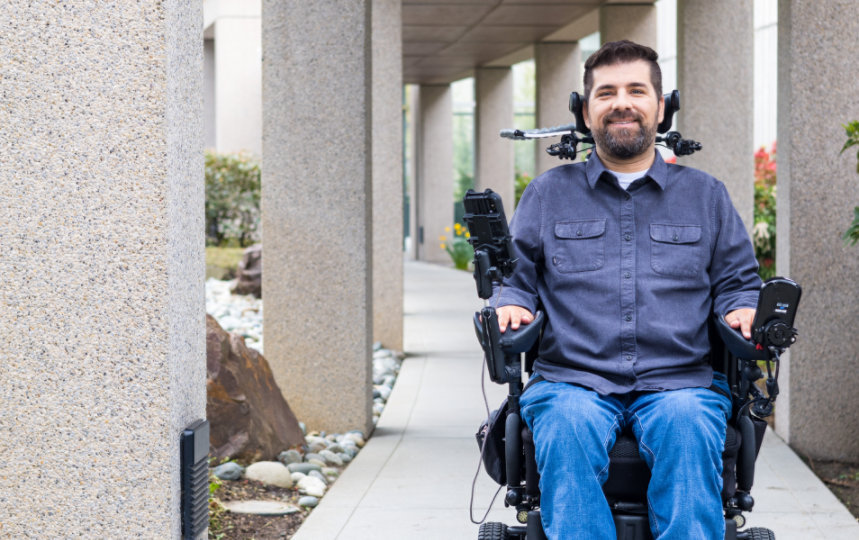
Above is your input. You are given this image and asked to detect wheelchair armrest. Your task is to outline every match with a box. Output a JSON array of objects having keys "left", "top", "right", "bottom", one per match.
[
  {"left": 472, "top": 310, "right": 544, "bottom": 355},
  {"left": 714, "top": 314, "right": 769, "bottom": 360}
]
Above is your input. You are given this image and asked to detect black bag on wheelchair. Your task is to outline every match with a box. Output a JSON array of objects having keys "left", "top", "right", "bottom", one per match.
[{"left": 476, "top": 398, "right": 508, "bottom": 485}]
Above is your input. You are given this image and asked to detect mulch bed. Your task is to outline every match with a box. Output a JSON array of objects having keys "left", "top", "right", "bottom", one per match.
[
  {"left": 209, "top": 478, "right": 309, "bottom": 539},
  {"left": 803, "top": 458, "right": 859, "bottom": 520}
]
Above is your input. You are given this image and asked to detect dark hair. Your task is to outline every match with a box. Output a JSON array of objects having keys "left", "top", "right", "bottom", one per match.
[{"left": 583, "top": 40, "right": 662, "bottom": 101}]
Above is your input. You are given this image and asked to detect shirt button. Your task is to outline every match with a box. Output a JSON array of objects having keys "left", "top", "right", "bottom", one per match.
[
  {"left": 625, "top": 355, "right": 633, "bottom": 361},
  {"left": 623, "top": 271, "right": 631, "bottom": 279},
  {"left": 624, "top": 233, "right": 632, "bottom": 241},
  {"left": 625, "top": 314, "right": 632, "bottom": 322}
]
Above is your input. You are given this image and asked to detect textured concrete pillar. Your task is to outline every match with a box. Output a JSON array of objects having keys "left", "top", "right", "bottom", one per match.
[
  {"left": 535, "top": 42, "right": 582, "bottom": 176},
  {"left": 406, "top": 85, "right": 419, "bottom": 260},
  {"left": 262, "top": 0, "right": 373, "bottom": 435},
  {"left": 775, "top": 0, "right": 859, "bottom": 461},
  {"left": 372, "top": 0, "right": 403, "bottom": 350},
  {"left": 678, "top": 0, "right": 754, "bottom": 230},
  {"left": 0, "top": 1, "right": 205, "bottom": 537},
  {"left": 212, "top": 0, "right": 262, "bottom": 155},
  {"left": 600, "top": 3, "right": 657, "bottom": 50},
  {"left": 416, "top": 84, "right": 454, "bottom": 264},
  {"left": 475, "top": 67, "right": 514, "bottom": 206}
]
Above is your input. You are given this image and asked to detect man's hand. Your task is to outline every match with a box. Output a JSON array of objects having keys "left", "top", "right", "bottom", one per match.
[
  {"left": 725, "top": 308, "right": 755, "bottom": 340},
  {"left": 497, "top": 305, "right": 534, "bottom": 333}
]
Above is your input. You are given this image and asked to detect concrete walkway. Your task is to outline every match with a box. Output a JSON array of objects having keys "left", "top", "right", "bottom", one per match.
[{"left": 293, "top": 261, "right": 859, "bottom": 540}]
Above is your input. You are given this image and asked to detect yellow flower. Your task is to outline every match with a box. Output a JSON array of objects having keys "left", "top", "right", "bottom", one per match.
[
  {"left": 439, "top": 235, "right": 447, "bottom": 242},
  {"left": 454, "top": 222, "right": 462, "bottom": 231},
  {"left": 465, "top": 231, "right": 471, "bottom": 239},
  {"left": 444, "top": 226, "right": 451, "bottom": 232},
  {"left": 440, "top": 243, "right": 447, "bottom": 249}
]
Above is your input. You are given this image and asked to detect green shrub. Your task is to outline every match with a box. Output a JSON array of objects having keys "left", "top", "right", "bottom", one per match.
[
  {"left": 515, "top": 170, "right": 532, "bottom": 208},
  {"left": 205, "top": 151, "right": 261, "bottom": 247},
  {"left": 753, "top": 143, "right": 777, "bottom": 279},
  {"left": 440, "top": 223, "right": 473, "bottom": 271},
  {"left": 840, "top": 121, "right": 859, "bottom": 246}
]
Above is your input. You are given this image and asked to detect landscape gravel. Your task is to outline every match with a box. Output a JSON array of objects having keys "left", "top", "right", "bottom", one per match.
[{"left": 206, "top": 277, "right": 404, "bottom": 514}]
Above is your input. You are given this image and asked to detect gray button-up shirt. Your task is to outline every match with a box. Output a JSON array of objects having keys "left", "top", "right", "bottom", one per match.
[{"left": 496, "top": 151, "right": 761, "bottom": 395}]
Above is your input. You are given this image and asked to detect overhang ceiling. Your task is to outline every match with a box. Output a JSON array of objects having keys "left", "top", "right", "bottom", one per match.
[{"left": 403, "top": 0, "right": 638, "bottom": 84}]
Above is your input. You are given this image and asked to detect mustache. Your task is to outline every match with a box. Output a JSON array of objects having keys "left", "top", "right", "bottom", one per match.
[{"left": 604, "top": 111, "right": 642, "bottom": 124}]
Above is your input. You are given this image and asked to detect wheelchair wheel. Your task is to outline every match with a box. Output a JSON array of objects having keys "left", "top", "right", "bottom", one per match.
[
  {"left": 478, "top": 521, "right": 509, "bottom": 540},
  {"left": 746, "top": 527, "right": 775, "bottom": 540}
]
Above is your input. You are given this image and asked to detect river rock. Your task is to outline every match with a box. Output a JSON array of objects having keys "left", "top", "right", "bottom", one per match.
[
  {"left": 287, "top": 462, "right": 321, "bottom": 474},
  {"left": 297, "top": 475, "right": 327, "bottom": 497},
  {"left": 231, "top": 244, "right": 261, "bottom": 298},
  {"left": 244, "top": 461, "right": 293, "bottom": 488},
  {"left": 223, "top": 500, "right": 300, "bottom": 515},
  {"left": 278, "top": 449, "right": 303, "bottom": 465},
  {"left": 309, "top": 470, "right": 329, "bottom": 486},
  {"left": 319, "top": 449, "right": 343, "bottom": 466},
  {"left": 207, "top": 315, "right": 305, "bottom": 461},
  {"left": 212, "top": 462, "right": 244, "bottom": 481},
  {"left": 298, "top": 496, "right": 319, "bottom": 508}
]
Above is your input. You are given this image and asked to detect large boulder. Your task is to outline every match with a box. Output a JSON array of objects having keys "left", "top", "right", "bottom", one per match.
[
  {"left": 207, "top": 314, "right": 304, "bottom": 460},
  {"left": 231, "top": 244, "right": 261, "bottom": 298}
]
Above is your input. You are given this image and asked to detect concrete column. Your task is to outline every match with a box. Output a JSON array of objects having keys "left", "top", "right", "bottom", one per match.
[
  {"left": 475, "top": 67, "right": 515, "bottom": 206},
  {"left": 262, "top": 0, "right": 373, "bottom": 435},
  {"left": 535, "top": 42, "right": 582, "bottom": 176},
  {"left": 0, "top": 1, "right": 205, "bottom": 537},
  {"left": 372, "top": 0, "right": 403, "bottom": 350},
  {"left": 600, "top": 3, "right": 658, "bottom": 50},
  {"left": 416, "top": 84, "right": 454, "bottom": 264},
  {"left": 406, "top": 85, "right": 419, "bottom": 260},
  {"left": 211, "top": 0, "right": 262, "bottom": 155},
  {"left": 677, "top": 0, "right": 754, "bottom": 230},
  {"left": 775, "top": 0, "right": 859, "bottom": 461}
]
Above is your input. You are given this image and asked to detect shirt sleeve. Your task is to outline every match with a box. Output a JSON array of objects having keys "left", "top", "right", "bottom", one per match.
[
  {"left": 492, "top": 181, "right": 543, "bottom": 313},
  {"left": 709, "top": 181, "right": 762, "bottom": 316}
]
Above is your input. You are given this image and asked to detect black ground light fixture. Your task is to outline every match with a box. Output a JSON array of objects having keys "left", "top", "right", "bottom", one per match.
[{"left": 181, "top": 419, "right": 210, "bottom": 539}]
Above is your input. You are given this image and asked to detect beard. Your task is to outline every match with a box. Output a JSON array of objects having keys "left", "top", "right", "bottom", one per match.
[{"left": 591, "top": 111, "right": 657, "bottom": 160}]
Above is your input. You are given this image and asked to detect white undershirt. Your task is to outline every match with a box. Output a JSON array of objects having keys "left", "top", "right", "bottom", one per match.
[{"left": 610, "top": 169, "right": 649, "bottom": 190}]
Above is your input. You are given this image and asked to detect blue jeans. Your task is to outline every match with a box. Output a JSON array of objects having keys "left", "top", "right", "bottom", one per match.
[{"left": 519, "top": 374, "right": 732, "bottom": 540}]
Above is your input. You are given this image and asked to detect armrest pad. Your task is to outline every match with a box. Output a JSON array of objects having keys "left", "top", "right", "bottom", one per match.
[
  {"left": 714, "top": 314, "right": 769, "bottom": 360},
  {"left": 500, "top": 311, "right": 544, "bottom": 354},
  {"left": 472, "top": 311, "right": 545, "bottom": 355}
]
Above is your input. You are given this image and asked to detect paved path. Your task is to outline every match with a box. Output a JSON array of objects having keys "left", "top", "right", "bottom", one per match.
[{"left": 293, "top": 261, "right": 859, "bottom": 540}]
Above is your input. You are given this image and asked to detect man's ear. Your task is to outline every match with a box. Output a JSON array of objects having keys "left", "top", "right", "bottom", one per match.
[
  {"left": 583, "top": 100, "right": 591, "bottom": 129},
  {"left": 657, "top": 94, "right": 665, "bottom": 124}
]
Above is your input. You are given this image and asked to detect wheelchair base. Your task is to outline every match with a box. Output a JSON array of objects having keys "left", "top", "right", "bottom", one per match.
[{"left": 479, "top": 513, "right": 777, "bottom": 540}]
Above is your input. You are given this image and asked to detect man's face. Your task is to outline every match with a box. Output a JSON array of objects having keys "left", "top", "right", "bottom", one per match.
[{"left": 583, "top": 59, "right": 664, "bottom": 161}]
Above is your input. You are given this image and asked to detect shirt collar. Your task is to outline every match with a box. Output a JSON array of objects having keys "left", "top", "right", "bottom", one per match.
[{"left": 585, "top": 149, "right": 670, "bottom": 191}]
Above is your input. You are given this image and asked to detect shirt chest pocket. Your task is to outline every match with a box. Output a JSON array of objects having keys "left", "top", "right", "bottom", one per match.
[
  {"left": 551, "top": 219, "right": 606, "bottom": 273},
  {"left": 650, "top": 224, "right": 705, "bottom": 278}
]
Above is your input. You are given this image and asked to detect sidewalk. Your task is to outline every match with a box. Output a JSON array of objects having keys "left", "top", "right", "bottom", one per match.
[{"left": 293, "top": 261, "right": 859, "bottom": 540}]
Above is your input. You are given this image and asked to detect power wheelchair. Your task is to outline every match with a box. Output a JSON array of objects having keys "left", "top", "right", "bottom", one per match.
[{"left": 466, "top": 91, "right": 801, "bottom": 540}]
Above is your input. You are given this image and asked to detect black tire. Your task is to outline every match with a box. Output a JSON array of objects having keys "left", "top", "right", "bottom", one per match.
[
  {"left": 478, "top": 521, "right": 509, "bottom": 540},
  {"left": 746, "top": 527, "right": 775, "bottom": 540}
]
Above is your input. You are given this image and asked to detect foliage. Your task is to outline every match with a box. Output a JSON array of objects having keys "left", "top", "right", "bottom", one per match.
[
  {"left": 753, "top": 143, "right": 777, "bottom": 279},
  {"left": 515, "top": 170, "right": 532, "bottom": 207},
  {"left": 205, "top": 151, "right": 261, "bottom": 247},
  {"left": 207, "top": 465, "right": 227, "bottom": 539},
  {"left": 840, "top": 121, "right": 859, "bottom": 246},
  {"left": 440, "top": 223, "right": 474, "bottom": 271}
]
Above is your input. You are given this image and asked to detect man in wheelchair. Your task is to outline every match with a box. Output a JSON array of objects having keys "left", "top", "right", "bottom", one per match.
[{"left": 487, "top": 40, "right": 767, "bottom": 539}]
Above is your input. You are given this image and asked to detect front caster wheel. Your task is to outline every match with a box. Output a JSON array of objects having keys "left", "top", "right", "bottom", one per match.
[{"left": 478, "top": 521, "right": 509, "bottom": 540}]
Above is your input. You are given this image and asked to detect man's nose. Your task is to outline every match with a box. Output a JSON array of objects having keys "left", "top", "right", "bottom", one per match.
[{"left": 611, "top": 91, "right": 633, "bottom": 109}]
